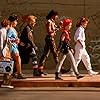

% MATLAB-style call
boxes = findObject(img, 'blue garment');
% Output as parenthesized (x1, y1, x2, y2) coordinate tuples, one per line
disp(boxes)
(7, 28, 19, 54)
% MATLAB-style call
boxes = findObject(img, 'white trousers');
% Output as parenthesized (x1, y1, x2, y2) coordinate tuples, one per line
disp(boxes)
(56, 50, 79, 75)
(74, 43, 92, 71)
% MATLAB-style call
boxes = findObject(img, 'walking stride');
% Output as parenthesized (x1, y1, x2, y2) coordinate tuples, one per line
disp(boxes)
(55, 19, 84, 80)
(71, 17, 99, 76)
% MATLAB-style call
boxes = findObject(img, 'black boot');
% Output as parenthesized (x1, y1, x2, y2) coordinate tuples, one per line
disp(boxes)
(55, 72, 62, 80)
(33, 68, 40, 76)
(38, 70, 47, 76)
(76, 74, 84, 79)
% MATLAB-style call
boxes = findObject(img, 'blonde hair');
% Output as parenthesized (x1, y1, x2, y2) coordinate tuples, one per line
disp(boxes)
(22, 15, 37, 22)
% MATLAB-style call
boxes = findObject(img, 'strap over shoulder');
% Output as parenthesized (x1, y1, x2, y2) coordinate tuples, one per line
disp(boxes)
(1, 33, 12, 60)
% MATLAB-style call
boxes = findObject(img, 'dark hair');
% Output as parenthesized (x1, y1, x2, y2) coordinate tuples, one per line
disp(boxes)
(1, 19, 10, 27)
(8, 14, 18, 22)
(76, 17, 89, 27)
(46, 10, 58, 20)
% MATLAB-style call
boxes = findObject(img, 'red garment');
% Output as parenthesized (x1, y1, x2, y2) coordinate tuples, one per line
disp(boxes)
(61, 30, 70, 43)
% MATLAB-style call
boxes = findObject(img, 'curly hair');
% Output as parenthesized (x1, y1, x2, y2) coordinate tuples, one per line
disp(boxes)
(1, 19, 10, 27)
(22, 15, 37, 22)
(46, 10, 58, 20)
(76, 17, 89, 27)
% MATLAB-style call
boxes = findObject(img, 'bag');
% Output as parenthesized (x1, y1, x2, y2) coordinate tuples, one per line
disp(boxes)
(2, 45, 11, 59)
(1, 34, 12, 59)
(0, 32, 13, 74)
(0, 60, 14, 74)
(0, 45, 14, 74)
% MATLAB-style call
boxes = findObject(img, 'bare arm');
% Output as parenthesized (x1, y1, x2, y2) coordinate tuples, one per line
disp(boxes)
(46, 22, 56, 36)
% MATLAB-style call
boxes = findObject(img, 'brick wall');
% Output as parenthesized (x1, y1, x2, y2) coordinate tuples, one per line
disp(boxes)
(0, 0, 100, 70)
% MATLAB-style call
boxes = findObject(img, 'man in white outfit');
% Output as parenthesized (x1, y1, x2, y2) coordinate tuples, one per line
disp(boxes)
(71, 17, 99, 76)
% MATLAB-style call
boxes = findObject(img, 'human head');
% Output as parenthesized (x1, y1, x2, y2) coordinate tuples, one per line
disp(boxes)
(46, 10, 58, 21)
(22, 15, 37, 27)
(63, 19, 72, 30)
(1, 19, 10, 28)
(76, 17, 89, 28)
(8, 14, 18, 27)
(27, 15, 37, 27)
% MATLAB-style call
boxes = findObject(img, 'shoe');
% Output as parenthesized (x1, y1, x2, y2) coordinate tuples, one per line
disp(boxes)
(70, 71, 76, 77)
(17, 74, 26, 79)
(33, 68, 40, 76)
(55, 72, 63, 80)
(38, 69, 48, 76)
(55, 76, 62, 80)
(60, 68, 70, 74)
(40, 71, 48, 75)
(76, 75, 84, 79)
(11, 73, 17, 78)
(88, 70, 99, 76)
(1, 84, 14, 89)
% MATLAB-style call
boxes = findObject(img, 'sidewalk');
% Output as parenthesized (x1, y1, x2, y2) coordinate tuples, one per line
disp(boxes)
(0, 70, 100, 87)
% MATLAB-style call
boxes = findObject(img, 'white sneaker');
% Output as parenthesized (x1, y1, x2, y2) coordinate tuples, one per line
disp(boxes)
(70, 71, 76, 77)
(88, 70, 99, 76)
(1, 84, 14, 89)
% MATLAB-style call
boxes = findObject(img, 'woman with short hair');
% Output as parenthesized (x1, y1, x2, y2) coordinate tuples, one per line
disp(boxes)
(7, 15, 25, 79)
(18, 15, 39, 76)
(0, 19, 14, 88)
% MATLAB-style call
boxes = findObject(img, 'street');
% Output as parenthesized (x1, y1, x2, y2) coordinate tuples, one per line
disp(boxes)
(0, 87, 100, 100)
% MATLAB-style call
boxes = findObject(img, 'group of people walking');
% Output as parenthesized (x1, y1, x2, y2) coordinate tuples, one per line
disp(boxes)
(0, 10, 99, 88)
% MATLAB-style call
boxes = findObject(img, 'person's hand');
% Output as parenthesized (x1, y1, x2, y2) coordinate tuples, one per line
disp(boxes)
(55, 28, 59, 32)
(15, 38, 20, 44)
(56, 48, 60, 54)
(34, 46, 38, 51)
(19, 42, 25, 46)
(70, 49, 74, 54)
(59, 21, 63, 29)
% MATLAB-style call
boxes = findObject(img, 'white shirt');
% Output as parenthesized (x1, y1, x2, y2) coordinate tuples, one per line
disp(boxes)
(74, 26, 85, 47)
(0, 28, 7, 51)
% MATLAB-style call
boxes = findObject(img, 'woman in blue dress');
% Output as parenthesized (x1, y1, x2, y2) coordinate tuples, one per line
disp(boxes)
(8, 15, 25, 79)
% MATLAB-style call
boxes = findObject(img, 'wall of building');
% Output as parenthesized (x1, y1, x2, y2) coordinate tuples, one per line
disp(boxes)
(0, 0, 100, 70)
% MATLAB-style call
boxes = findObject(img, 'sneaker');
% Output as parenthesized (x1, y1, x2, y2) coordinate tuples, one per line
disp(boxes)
(1, 84, 14, 89)
(88, 70, 99, 76)
(76, 75, 84, 79)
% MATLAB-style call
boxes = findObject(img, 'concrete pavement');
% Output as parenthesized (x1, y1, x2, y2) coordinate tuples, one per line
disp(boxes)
(1, 87, 100, 100)
(0, 70, 100, 87)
